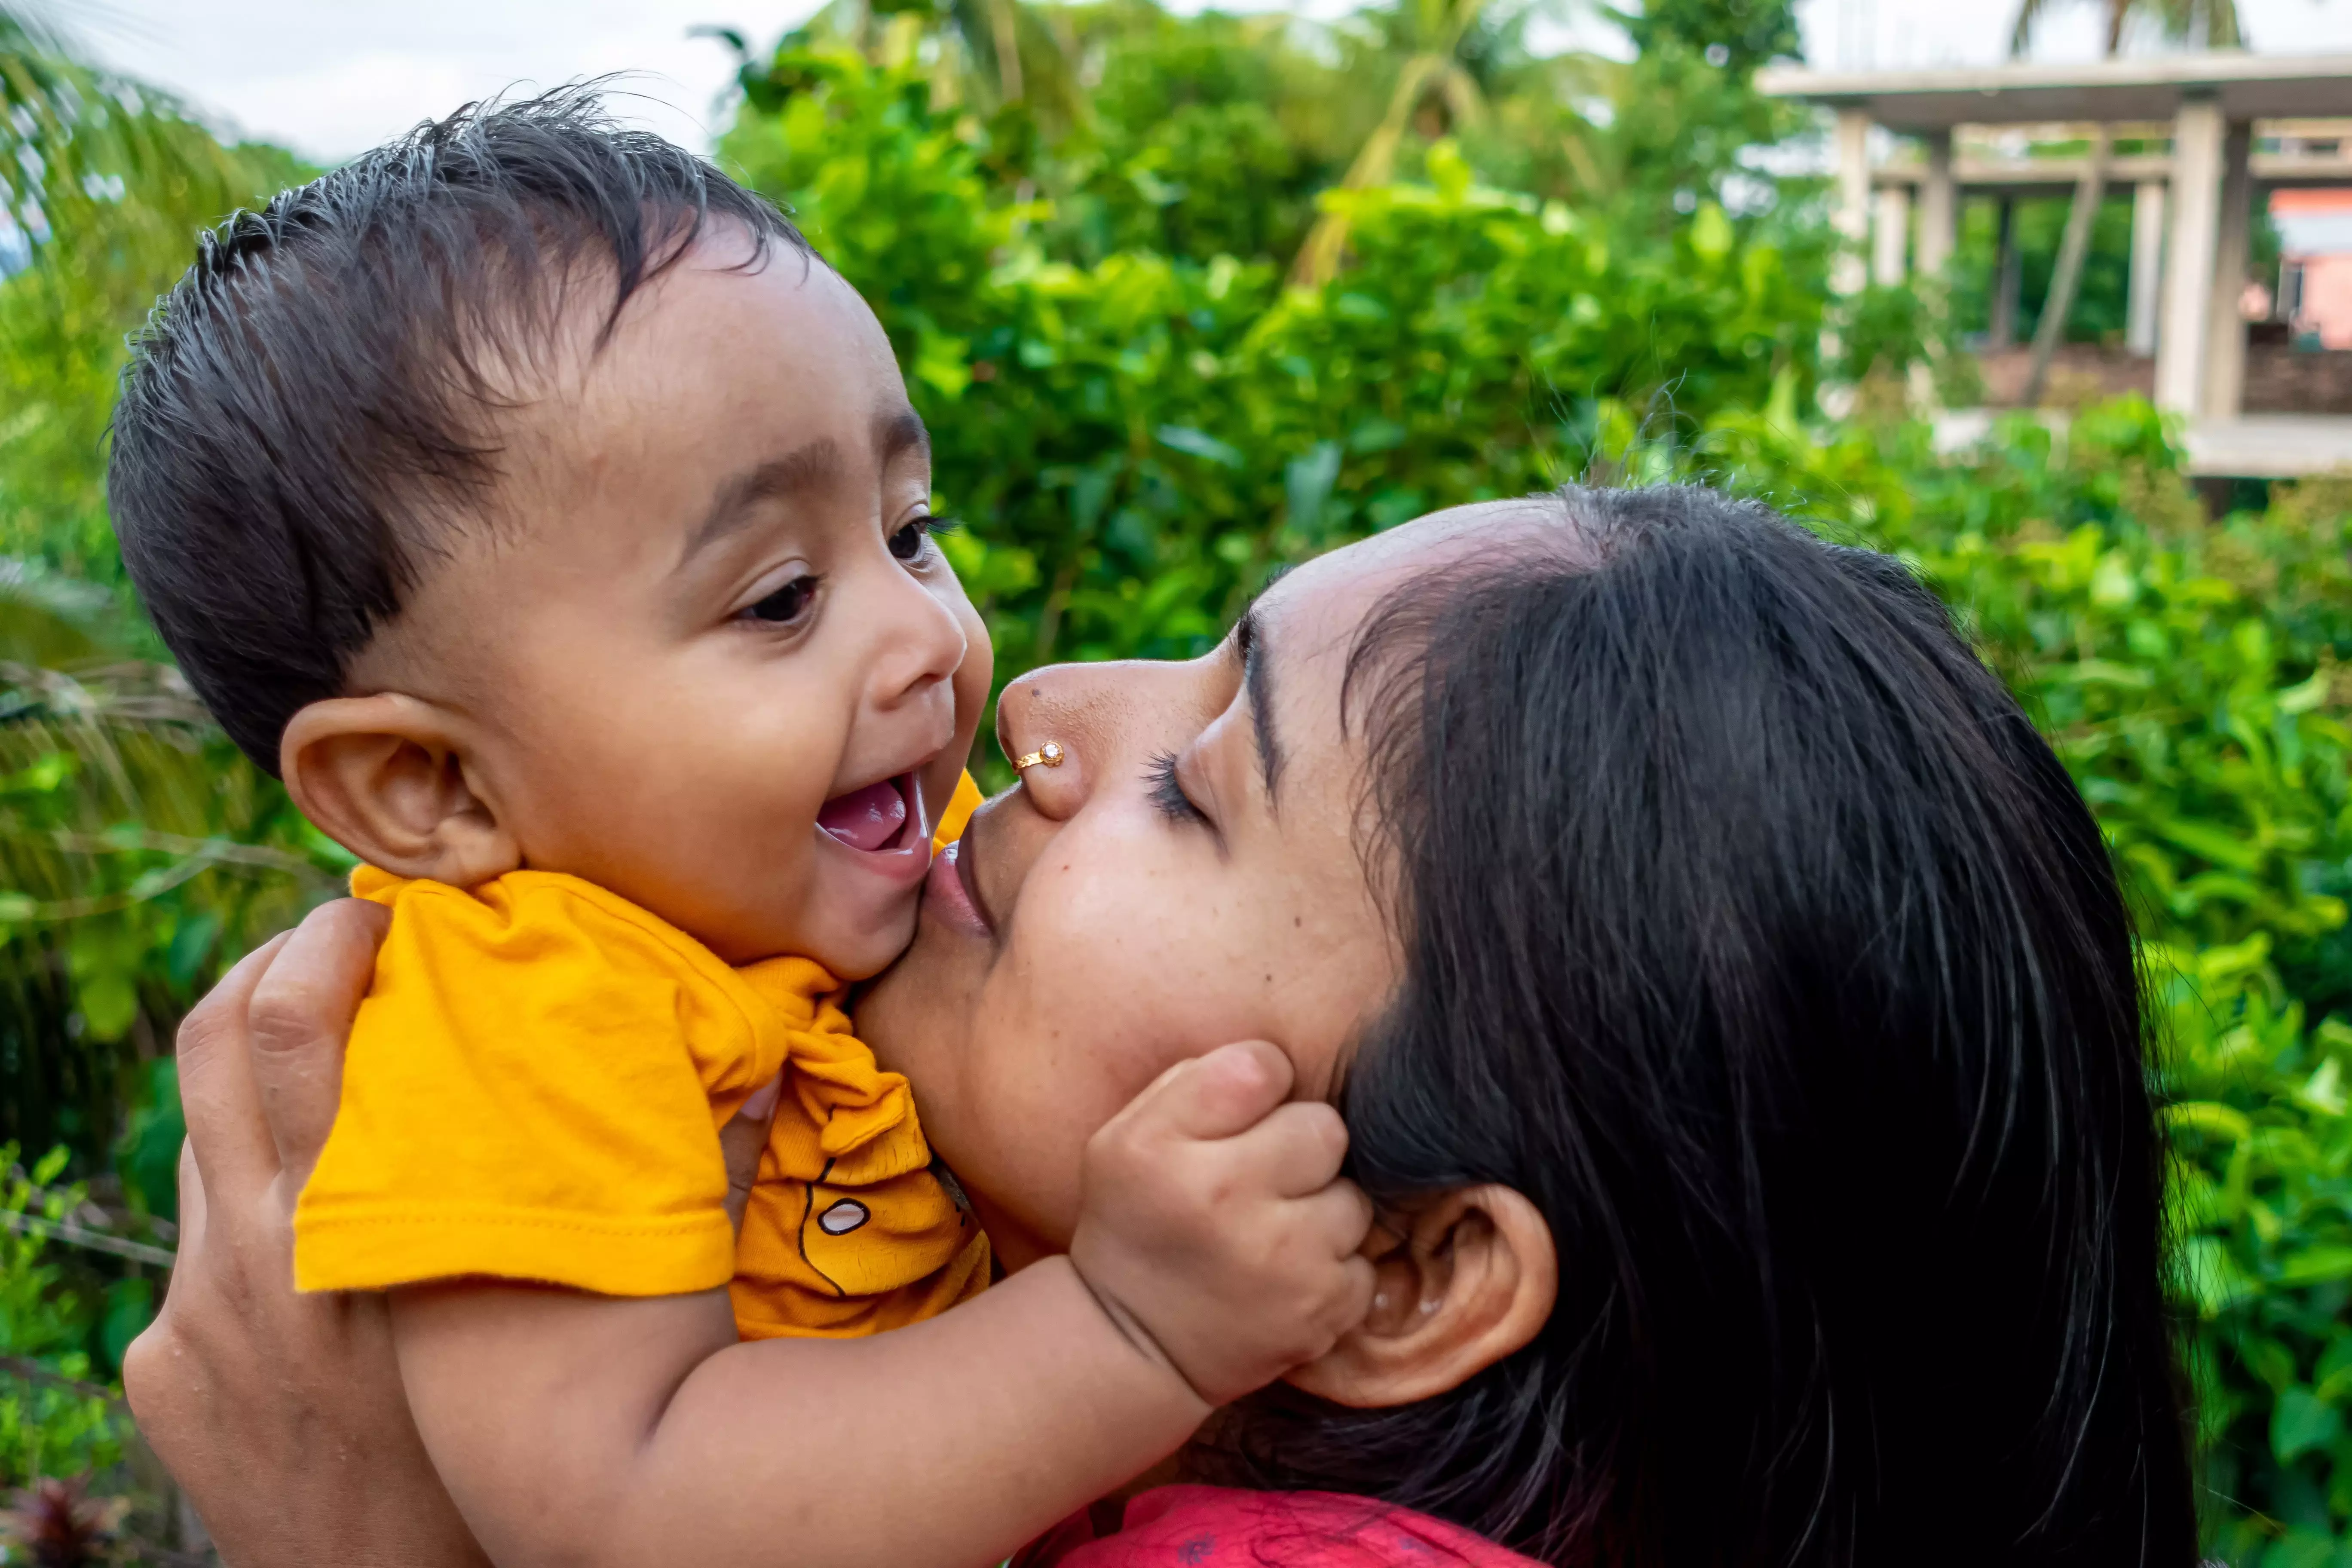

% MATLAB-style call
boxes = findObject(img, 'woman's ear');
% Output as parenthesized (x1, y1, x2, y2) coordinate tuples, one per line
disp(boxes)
(281, 695, 519, 888)
(1283, 1183, 1556, 1409)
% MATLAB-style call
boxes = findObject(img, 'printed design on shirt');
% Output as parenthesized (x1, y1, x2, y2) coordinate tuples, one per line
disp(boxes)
(818, 1198, 870, 1236)
(797, 1158, 848, 1298)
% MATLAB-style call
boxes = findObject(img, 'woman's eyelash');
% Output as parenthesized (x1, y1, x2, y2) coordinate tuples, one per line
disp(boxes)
(1145, 750, 1204, 824)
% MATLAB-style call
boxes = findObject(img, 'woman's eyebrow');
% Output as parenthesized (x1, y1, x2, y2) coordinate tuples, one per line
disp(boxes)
(1235, 604, 1285, 807)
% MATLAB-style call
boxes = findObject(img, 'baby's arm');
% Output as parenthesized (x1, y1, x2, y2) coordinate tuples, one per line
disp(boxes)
(391, 1040, 1373, 1568)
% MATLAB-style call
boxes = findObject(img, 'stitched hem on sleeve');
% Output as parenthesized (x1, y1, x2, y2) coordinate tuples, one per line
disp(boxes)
(292, 1203, 735, 1296)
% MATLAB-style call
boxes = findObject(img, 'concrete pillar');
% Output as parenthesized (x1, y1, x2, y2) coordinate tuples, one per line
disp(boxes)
(1873, 184, 1911, 285)
(2156, 97, 2224, 417)
(2202, 119, 2253, 421)
(2127, 179, 2166, 356)
(1989, 198, 2021, 349)
(1918, 129, 1958, 277)
(1832, 108, 1871, 298)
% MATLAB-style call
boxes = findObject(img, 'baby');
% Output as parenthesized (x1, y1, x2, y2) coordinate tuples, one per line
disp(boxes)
(108, 92, 1371, 1566)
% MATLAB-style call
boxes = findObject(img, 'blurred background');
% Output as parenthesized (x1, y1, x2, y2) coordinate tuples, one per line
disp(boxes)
(6, 0, 2352, 1562)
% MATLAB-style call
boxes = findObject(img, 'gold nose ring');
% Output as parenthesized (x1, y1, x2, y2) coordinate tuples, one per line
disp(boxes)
(1012, 741, 1066, 772)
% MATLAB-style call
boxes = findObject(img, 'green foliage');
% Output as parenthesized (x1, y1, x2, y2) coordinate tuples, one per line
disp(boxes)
(2163, 939, 2352, 1568)
(719, 48, 1830, 715)
(0, 562, 341, 1164)
(0, 1147, 125, 1488)
(1616, 0, 1801, 75)
(1040, 4, 1343, 264)
(0, 95, 326, 1167)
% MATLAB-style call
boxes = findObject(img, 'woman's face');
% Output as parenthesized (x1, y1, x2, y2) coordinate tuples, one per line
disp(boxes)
(860, 502, 1547, 1268)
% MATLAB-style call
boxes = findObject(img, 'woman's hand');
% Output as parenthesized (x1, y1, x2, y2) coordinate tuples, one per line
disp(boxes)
(122, 899, 489, 1568)
(124, 897, 785, 1563)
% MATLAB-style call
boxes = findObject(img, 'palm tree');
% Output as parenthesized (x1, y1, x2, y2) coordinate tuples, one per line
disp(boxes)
(713, 0, 1085, 132)
(1288, 0, 1607, 288)
(0, 7, 260, 263)
(2010, 0, 2244, 405)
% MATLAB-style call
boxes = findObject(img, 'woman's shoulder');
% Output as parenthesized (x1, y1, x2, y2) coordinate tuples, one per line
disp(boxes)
(1030, 1485, 1546, 1568)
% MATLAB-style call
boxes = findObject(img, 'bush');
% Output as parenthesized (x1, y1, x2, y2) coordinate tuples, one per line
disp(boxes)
(0, 1148, 127, 1488)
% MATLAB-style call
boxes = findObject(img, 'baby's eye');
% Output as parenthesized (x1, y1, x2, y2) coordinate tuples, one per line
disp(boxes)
(888, 515, 934, 563)
(740, 574, 820, 627)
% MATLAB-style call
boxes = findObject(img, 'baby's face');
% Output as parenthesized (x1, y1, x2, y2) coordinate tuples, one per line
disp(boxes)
(352, 236, 990, 974)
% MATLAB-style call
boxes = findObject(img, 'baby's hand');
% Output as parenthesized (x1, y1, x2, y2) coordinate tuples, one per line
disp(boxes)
(1069, 1040, 1376, 1409)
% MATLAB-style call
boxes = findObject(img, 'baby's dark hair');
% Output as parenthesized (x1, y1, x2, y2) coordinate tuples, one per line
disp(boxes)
(108, 86, 812, 772)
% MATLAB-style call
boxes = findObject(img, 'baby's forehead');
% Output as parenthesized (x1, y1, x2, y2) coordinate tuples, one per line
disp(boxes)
(486, 264, 907, 519)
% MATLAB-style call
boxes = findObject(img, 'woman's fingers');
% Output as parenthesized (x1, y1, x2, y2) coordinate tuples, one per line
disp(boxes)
(174, 1136, 209, 1261)
(126, 912, 491, 1568)
(245, 899, 390, 1194)
(174, 931, 295, 1201)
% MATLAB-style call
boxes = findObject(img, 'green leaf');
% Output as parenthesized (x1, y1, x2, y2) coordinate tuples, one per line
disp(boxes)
(2277, 1247, 2352, 1289)
(1155, 425, 1243, 468)
(1690, 200, 1732, 262)
(2275, 1386, 2344, 1462)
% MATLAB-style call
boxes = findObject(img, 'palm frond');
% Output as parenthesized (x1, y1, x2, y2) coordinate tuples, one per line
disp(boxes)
(0, 567, 337, 1156)
(2012, 0, 2245, 57)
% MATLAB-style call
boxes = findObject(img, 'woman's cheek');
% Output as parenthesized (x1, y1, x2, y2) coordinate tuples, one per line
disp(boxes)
(961, 844, 1230, 1237)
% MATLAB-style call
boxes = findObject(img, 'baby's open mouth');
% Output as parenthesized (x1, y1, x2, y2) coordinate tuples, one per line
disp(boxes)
(817, 773, 920, 854)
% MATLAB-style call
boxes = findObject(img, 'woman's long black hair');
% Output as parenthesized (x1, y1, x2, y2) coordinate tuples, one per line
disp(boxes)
(1219, 486, 2196, 1567)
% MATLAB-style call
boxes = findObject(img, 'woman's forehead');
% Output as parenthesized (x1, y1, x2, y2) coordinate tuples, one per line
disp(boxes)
(1259, 497, 1565, 641)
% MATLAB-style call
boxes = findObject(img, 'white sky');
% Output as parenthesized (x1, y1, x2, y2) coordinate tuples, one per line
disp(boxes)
(46, 0, 2352, 165)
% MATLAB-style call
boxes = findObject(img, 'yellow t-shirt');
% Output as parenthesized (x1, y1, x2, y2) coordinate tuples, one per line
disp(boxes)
(292, 773, 989, 1341)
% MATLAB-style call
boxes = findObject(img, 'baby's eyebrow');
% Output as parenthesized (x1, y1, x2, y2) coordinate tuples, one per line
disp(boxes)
(874, 405, 929, 467)
(680, 438, 846, 565)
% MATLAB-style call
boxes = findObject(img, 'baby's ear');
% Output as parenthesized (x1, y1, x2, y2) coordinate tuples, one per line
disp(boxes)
(281, 695, 519, 888)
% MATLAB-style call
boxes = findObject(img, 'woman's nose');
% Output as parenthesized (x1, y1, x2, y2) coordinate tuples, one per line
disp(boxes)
(1000, 655, 1211, 819)
(996, 663, 1130, 821)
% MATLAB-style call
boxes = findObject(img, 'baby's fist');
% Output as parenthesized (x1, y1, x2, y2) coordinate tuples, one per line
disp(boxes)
(1069, 1040, 1376, 1409)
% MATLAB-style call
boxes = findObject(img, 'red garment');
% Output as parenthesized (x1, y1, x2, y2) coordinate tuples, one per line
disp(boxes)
(1026, 1485, 1545, 1568)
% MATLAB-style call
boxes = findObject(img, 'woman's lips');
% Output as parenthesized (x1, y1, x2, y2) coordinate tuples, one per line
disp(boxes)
(923, 830, 993, 938)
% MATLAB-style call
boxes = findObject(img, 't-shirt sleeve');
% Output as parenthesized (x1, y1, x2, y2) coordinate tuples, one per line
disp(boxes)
(292, 877, 744, 1297)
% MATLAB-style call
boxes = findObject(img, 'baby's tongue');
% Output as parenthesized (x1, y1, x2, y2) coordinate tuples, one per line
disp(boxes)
(818, 778, 907, 851)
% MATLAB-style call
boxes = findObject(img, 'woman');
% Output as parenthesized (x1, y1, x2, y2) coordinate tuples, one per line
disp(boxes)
(127, 486, 2196, 1567)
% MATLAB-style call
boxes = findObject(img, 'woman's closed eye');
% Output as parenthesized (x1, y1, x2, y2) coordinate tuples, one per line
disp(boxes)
(1145, 750, 1207, 826)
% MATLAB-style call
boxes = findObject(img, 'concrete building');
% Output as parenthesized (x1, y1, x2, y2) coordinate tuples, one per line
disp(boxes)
(2275, 186, 2352, 347)
(1758, 52, 2352, 478)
